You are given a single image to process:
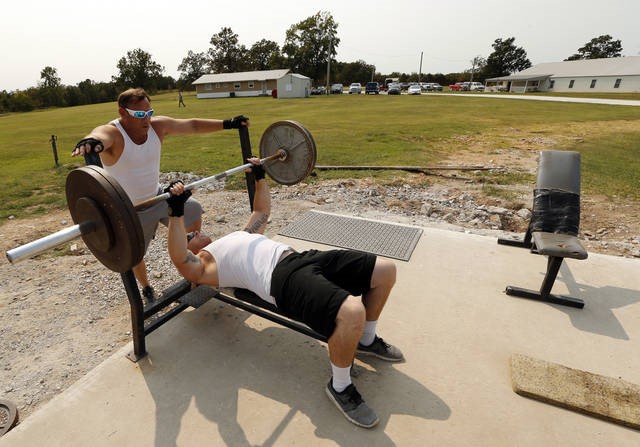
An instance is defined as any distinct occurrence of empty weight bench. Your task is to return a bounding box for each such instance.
[498,150,588,309]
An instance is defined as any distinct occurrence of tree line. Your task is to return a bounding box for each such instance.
[0,9,624,115]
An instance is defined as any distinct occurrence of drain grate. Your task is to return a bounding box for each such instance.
[278,211,422,261]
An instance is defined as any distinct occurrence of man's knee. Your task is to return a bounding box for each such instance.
[337,296,366,330]
[371,258,396,288]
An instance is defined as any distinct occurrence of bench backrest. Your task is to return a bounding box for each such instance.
[536,150,580,194]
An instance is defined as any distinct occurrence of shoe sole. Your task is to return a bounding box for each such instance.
[355,349,404,362]
[325,387,379,428]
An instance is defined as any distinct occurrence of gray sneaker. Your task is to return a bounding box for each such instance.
[356,336,404,362]
[325,380,379,428]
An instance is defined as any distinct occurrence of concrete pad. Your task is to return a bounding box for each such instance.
[510,354,640,430]
[2,226,640,446]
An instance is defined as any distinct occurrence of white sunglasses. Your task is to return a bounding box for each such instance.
[125,108,154,118]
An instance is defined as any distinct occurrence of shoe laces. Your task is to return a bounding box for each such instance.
[342,384,363,405]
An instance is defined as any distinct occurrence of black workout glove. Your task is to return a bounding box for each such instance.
[223,115,249,130]
[250,162,266,180]
[164,181,192,217]
[73,137,104,154]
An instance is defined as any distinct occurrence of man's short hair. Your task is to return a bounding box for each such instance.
[118,88,151,108]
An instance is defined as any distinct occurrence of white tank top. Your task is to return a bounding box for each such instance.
[102,120,162,206]
[202,231,291,304]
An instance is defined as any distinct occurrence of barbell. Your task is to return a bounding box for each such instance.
[6,120,317,273]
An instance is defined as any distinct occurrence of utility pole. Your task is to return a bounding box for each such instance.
[326,39,332,95]
[419,51,423,83]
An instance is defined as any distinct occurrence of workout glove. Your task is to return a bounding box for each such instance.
[73,137,104,154]
[223,115,249,130]
[164,182,192,217]
[251,162,266,180]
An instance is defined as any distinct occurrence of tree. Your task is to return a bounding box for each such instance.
[39,66,61,89]
[207,27,247,73]
[113,49,165,91]
[246,39,284,71]
[177,50,208,88]
[483,37,531,79]
[565,34,623,60]
[335,60,375,84]
[282,11,339,83]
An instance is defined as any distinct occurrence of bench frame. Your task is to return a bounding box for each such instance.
[497,150,588,309]
[86,128,325,362]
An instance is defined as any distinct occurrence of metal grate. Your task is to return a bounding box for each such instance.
[278,210,422,261]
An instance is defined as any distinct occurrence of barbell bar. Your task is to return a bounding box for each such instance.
[6,120,317,272]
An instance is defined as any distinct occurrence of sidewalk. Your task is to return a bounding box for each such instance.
[434,92,640,106]
[1,226,639,446]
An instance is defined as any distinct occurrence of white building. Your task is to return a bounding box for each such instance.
[192,69,310,99]
[485,57,640,93]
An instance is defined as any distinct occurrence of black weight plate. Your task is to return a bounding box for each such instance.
[66,166,145,273]
[259,120,317,185]
[0,400,18,437]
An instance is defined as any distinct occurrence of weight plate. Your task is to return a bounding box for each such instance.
[66,166,145,273]
[0,400,18,437]
[259,120,317,185]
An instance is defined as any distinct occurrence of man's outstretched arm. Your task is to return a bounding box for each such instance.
[166,183,206,283]
[243,160,270,234]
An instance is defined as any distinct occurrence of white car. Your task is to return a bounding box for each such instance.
[349,83,362,94]
[407,84,422,95]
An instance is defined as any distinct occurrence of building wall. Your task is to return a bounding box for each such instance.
[548,75,640,93]
[195,79,278,98]
[276,75,311,98]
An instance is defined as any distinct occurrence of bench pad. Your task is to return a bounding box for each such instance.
[532,232,588,260]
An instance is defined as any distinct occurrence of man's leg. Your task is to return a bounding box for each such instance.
[326,296,379,428]
[357,258,404,361]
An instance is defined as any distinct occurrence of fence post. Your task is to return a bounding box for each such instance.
[50,134,59,166]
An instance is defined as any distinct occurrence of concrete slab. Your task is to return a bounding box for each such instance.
[1,226,639,446]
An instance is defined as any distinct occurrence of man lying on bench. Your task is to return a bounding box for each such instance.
[164,158,403,429]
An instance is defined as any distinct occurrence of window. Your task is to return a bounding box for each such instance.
[590,79,597,89]
[205,83,212,91]
[215,83,221,89]
[234,82,241,90]
[549,80,555,89]
[248,81,255,88]
[614,78,622,88]
[568,80,574,88]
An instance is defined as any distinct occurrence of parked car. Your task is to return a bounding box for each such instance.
[449,82,467,91]
[407,84,422,95]
[310,86,327,95]
[330,83,343,94]
[467,82,485,91]
[348,83,362,94]
[387,83,402,95]
[430,83,443,91]
[365,82,380,94]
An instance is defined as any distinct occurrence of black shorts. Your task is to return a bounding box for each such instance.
[270,249,377,338]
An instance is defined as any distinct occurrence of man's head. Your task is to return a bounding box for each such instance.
[187,230,212,253]
[117,88,153,129]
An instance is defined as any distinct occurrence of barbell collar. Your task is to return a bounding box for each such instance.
[6,224,83,264]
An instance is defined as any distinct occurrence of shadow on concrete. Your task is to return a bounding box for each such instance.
[139,304,450,447]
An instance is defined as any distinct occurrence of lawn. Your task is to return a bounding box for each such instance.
[1,91,639,219]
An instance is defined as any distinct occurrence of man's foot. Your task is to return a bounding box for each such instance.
[356,336,404,362]
[325,380,379,428]
[142,285,157,303]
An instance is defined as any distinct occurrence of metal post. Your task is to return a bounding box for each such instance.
[121,269,147,361]
[50,134,59,167]
[238,126,255,210]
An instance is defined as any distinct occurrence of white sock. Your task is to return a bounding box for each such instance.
[331,363,352,393]
[359,320,378,347]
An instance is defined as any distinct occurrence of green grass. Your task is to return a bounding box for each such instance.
[1,90,639,219]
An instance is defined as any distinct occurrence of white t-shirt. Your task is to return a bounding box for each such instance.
[202,231,291,304]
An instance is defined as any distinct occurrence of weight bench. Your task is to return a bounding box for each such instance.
[84,128,325,361]
[497,150,588,309]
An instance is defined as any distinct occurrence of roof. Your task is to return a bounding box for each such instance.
[193,69,290,84]
[487,56,640,82]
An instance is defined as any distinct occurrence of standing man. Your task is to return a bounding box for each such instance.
[164,162,404,428]
[71,87,248,302]
[178,90,186,107]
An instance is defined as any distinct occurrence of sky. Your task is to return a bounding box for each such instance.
[1,0,639,91]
